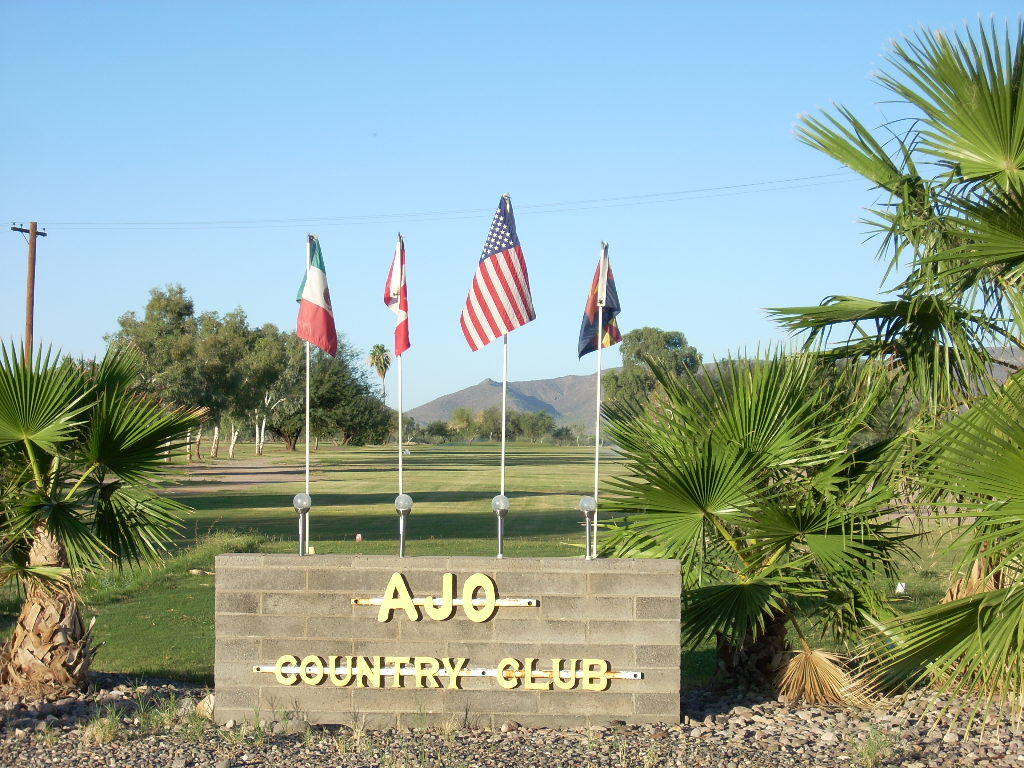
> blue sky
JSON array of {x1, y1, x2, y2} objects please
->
[{"x1": 3, "y1": 2, "x2": 1020, "y2": 410}]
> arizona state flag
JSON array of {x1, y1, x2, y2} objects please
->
[{"x1": 578, "y1": 243, "x2": 622, "y2": 358}]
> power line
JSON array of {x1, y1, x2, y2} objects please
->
[{"x1": 36, "y1": 171, "x2": 858, "y2": 231}]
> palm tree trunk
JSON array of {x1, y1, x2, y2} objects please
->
[
  {"x1": 1, "y1": 525, "x2": 93, "y2": 695},
  {"x1": 714, "y1": 611, "x2": 789, "y2": 690}
]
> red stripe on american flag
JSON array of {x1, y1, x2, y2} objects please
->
[
  {"x1": 462, "y1": 280, "x2": 497, "y2": 351},
  {"x1": 461, "y1": 249, "x2": 535, "y2": 350},
  {"x1": 499, "y1": 247, "x2": 535, "y2": 322},
  {"x1": 488, "y1": 253, "x2": 527, "y2": 328},
  {"x1": 471, "y1": 273, "x2": 503, "y2": 335},
  {"x1": 480, "y1": 257, "x2": 519, "y2": 330}
]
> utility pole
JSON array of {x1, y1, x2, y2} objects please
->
[{"x1": 10, "y1": 222, "x2": 47, "y2": 367}]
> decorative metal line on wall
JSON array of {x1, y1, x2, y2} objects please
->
[
  {"x1": 253, "y1": 664, "x2": 644, "y2": 681},
  {"x1": 351, "y1": 597, "x2": 539, "y2": 608}
]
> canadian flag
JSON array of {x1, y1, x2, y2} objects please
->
[{"x1": 384, "y1": 234, "x2": 410, "y2": 356}]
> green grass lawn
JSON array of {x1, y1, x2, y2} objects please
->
[
  {"x1": 178, "y1": 442, "x2": 611, "y2": 555},
  {"x1": 0, "y1": 442, "x2": 962, "y2": 686},
  {"x1": 4, "y1": 443, "x2": 627, "y2": 683}
]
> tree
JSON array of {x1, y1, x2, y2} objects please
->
[
  {"x1": 604, "y1": 351, "x2": 908, "y2": 701},
  {"x1": 425, "y1": 420, "x2": 451, "y2": 443},
  {"x1": 111, "y1": 287, "x2": 393, "y2": 454},
  {"x1": 267, "y1": 338, "x2": 392, "y2": 449},
  {"x1": 603, "y1": 327, "x2": 700, "y2": 406},
  {"x1": 109, "y1": 285, "x2": 250, "y2": 459},
  {"x1": 518, "y1": 410, "x2": 555, "y2": 442},
  {"x1": 193, "y1": 309, "x2": 252, "y2": 458},
  {"x1": 770, "y1": 20, "x2": 1024, "y2": 721},
  {"x1": 475, "y1": 407, "x2": 503, "y2": 441},
  {"x1": 550, "y1": 426, "x2": 574, "y2": 445},
  {"x1": 0, "y1": 344, "x2": 199, "y2": 694},
  {"x1": 107, "y1": 284, "x2": 201, "y2": 407},
  {"x1": 449, "y1": 408, "x2": 476, "y2": 441},
  {"x1": 368, "y1": 344, "x2": 392, "y2": 400}
]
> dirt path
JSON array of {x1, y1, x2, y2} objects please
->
[{"x1": 166, "y1": 456, "x2": 305, "y2": 495}]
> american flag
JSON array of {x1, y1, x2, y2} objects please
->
[{"x1": 460, "y1": 195, "x2": 536, "y2": 350}]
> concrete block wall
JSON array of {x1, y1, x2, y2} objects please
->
[{"x1": 215, "y1": 554, "x2": 680, "y2": 728}]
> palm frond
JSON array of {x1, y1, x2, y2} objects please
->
[
  {"x1": 0, "y1": 344, "x2": 91, "y2": 458},
  {"x1": 38, "y1": 499, "x2": 112, "y2": 571},
  {"x1": 795, "y1": 106, "x2": 908, "y2": 194},
  {"x1": 681, "y1": 577, "x2": 791, "y2": 649},
  {"x1": 0, "y1": 562, "x2": 69, "y2": 590},
  {"x1": 930, "y1": 192, "x2": 1024, "y2": 331},
  {"x1": 868, "y1": 587, "x2": 1024, "y2": 723},
  {"x1": 92, "y1": 344, "x2": 144, "y2": 395},
  {"x1": 82, "y1": 388, "x2": 200, "y2": 484},
  {"x1": 771, "y1": 292, "x2": 1008, "y2": 412},
  {"x1": 91, "y1": 485, "x2": 187, "y2": 564},
  {"x1": 881, "y1": 21, "x2": 1024, "y2": 190},
  {"x1": 778, "y1": 647, "x2": 871, "y2": 706}
]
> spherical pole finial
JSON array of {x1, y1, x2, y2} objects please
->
[
  {"x1": 395, "y1": 494, "x2": 413, "y2": 557},
  {"x1": 292, "y1": 493, "x2": 312, "y2": 555},
  {"x1": 492, "y1": 495, "x2": 510, "y2": 558},
  {"x1": 579, "y1": 496, "x2": 597, "y2": 560}
]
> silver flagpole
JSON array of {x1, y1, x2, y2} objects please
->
[
  {"x1": 593, "y1": 306, "x2": 602, "y2": 558},
  {"x1": 592, "y1": 241, "x2": 609, "y2": 559},
  {"x1": 397, "y1": 353, "x2": 404, "y2": 494},
  {"x1": 304, "y1": 236, "x2": 312, "y2": 554},
  {"x1": 492, "y1": 333, "x2": 509, "y2": 559},
  {"x1": 501, "y1": 334, "x2": 508, "y2": 497}
]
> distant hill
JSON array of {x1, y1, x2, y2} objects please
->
[
  {"x1": 407, "y1": 371, "x2": 617, "y2": 429},
  {"x1": 408, "y1": 348, "x2": 1024, "y2": 433}
]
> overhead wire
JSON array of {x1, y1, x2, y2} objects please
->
[{"x1": 38, "y1": 171, "x2": 859, "y2": 231}]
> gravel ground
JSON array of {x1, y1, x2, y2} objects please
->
[{"x1": 1, "y1": 675, "x2": 1022, "y2": 768}]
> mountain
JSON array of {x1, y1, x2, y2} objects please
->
[
  {"x1": 407, "y1": 371, "x2": 615, "y2": 428},
  {"x1": 413, "y1": 349, "x2": 1024, "y2": 432}
]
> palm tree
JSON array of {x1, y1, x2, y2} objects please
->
[
  {"x1": 0, "y1": 344, "x2": 200, "y2": 694},
  {"x1": 770, "y1": 20, "x2": 1024, "y2": 722},
  {"x1": 861, "y1": 374, "x2": 1024, "y2": 718},
  {"x1": 603, "y1": 351, "x2": 911, "y2": 703},
  {"x1": 368, "y1": 344, "x2": 392, "y2": 400},
  {"x1": 771, "y1": 20, "x2": 1024, "y2": 417}
]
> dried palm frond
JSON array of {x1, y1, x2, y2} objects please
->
[{"x1": 777, "y1": 647, "x2": 872, "y2": 707}]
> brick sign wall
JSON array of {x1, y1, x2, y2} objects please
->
[{"x1": 215, "y1": 554, "x2": 680, "y2": 728}]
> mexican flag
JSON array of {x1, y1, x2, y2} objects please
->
[{"x1": 296, "y1": 235, "x2": 338, "y2": 356}]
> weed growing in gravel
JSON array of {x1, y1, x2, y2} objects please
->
[
  {"x1": 179, "y1": 707, "x2": 212, "y2": 742},
  {"x1": 81, "y1": 706, "x2": 123, "y2": 745},
  {"x1": 854, "y1": 726, "x2": 894, "y2": 768},
  {"x1": 220, "y1": 724, "x2": 249, "y2": 746},
  {"x1": 300, "y1": 722, "x2": 314, "y2": 745},
  {"x1": 335, "y1": 714, "x2": 368, "y2": 753},
  {"x1": 439, "y1": 712, "x2": 461, "y2": 746},
  {"x1": 132, "y1": 693, "x2": 165, "y2": 733},
  {"x1": 613, "y1": 733, "x2": 629, "y2": 767},
  {"x1": 32, "y1": 727, "x2": 59, "y2": 748},
  {"x1": 154, "y1": 692, "x2": 182, "y2": 730},
  {"x1": 643, "y1": 743, "x2": 663, "y2": 768},
  {"x1": 221, "y1": 719, "x2": 268, "y2": 746}
]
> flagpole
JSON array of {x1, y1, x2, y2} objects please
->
[
  {"x1": 501, "y1": 334, "x2": 508, "y2": 497},
  {"x1": 397, "y1": 353, "x2": 404, "y2": 494},
  {"x1": 304, "y1": 236, "x2": 312, "y2": 553},
  {"x1": 492, "y1": 333, "x2": 509, "y2": 559},
  {"x1": 593, "y1": 304, "x2": 603, "y2": 559},
  {"x1": 592, "y1": 241, "x2": 609, "y2": 559}
]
